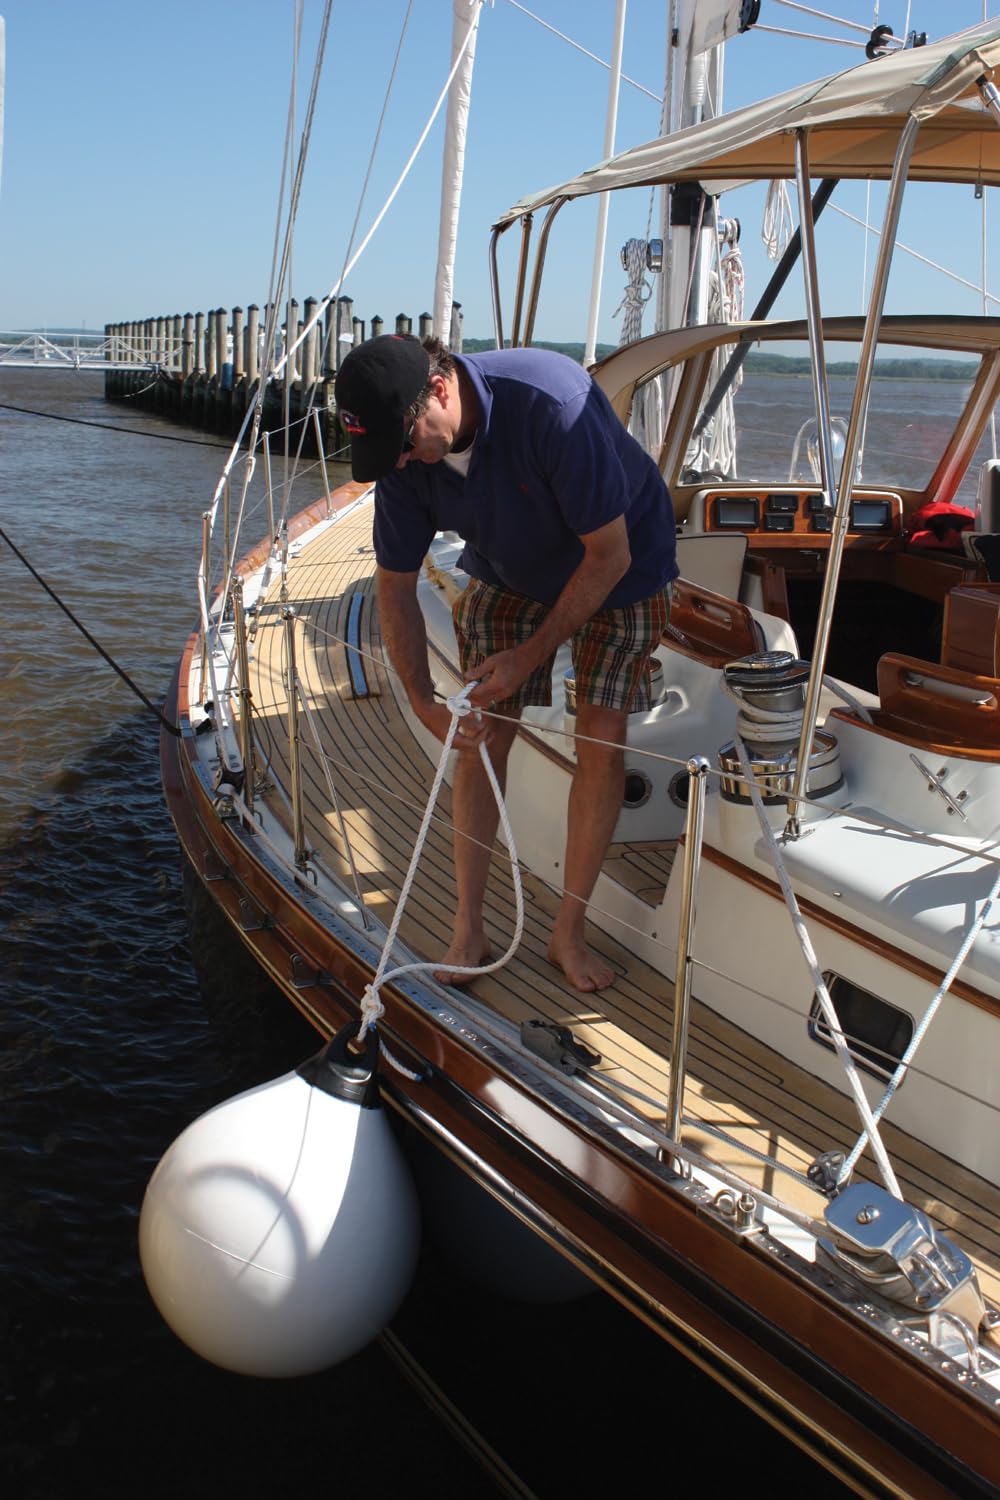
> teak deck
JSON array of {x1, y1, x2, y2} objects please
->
[{"x1": 245, "y1": 504, "x2": 1000, "y2": 1304}]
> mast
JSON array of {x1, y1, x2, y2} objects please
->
[
  {"x1": 659, "y1": 0, "x2": 733, "y2": 335},
  {"x1": 434, "y1": 0, "x2": 484, "y2": 347},
  {"x1": 583, "y1": 0, "x2": 628, "y2": 368}
]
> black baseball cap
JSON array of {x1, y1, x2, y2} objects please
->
[{"x1": 334, "y1": 335, "x2": 431, "y2": 481}]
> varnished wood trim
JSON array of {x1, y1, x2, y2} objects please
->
[
  {"x1": 828, "y1": 705, "x2": 1000, "y2": 763},
  {"x1": 235, "y1": 480, "x2": 370, "y2": 577}
]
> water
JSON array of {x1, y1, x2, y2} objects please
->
[{"x1": 0, "y1": 370, "x2": 856, "y2": 1497}]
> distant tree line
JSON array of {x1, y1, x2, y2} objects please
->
[
  {"x1": 461, "y1": 338, "x2": 975, "y2": 380},
  {"x1": 722, "y1": 352, "x2": 974, "y2": 380}
]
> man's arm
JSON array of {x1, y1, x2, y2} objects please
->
[
  {"x1": 377, "y1": 564, "x2": 479, "y2": 747},
  {"x1": 467, "y1": 515, "x2": 631, "y2": 707}
]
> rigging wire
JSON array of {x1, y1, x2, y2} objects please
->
[
  {"x1": 504, "y1": 0, "x2": 661, "y2": 102},
  {"x1": 829, "y1": 201, "x2": 1000, "y2": 307}
]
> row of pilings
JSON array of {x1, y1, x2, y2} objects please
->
[{"x1": 103, "y1": 297, "x2": 464, "y2": 455}]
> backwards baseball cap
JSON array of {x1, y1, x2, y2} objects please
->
[{"x1": 334, "y1": 335, "x2": 431, "y2": 481}]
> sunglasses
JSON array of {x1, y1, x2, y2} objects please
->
[{"x1": 401, "y1": 415, "x2": 418, "y2": 454}]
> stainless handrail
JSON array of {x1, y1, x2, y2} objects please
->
[
  {"x1": 263, "y1": 431, "x2": 276, "y2": 541},
  {"x1": 231, "y1": 577, "x2": 255, "y2": 817},
  {"x1": 665, "y1": 756, "x2": 710, "y2": 1142},
  {"x1": 522, "y1": 198, "x2": 569, "y2": 348},
  {"x1": 312, "y1": 409, "x2": 333, "y2": 517},
  {"x1": 786, "y1": 115, "x2": 920, "y2": 838},
  {"x1": 282, "y1": 606, "x2": 308, "y2": 867},
  {"x1": 509, "y1": 212, "x2": 534, "y2": 349},
  {"x1": 488, "y1": 226, "x2": 505, "y2": 350}
]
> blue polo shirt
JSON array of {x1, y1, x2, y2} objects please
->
[{"x1": 372, "y1": 348, "x2": 676, "y2": 609}]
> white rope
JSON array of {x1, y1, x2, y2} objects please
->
[
  {"x1": 821, "y1": 675, "x2": 874, "y2": 724},
  {"x1": 356, "y1": 685, "x2": 526, "y2": 1053},
  {"x1": 840, "y1": 863, "x2": 1000, "y2": 1182},
  {"x1": 762, "y1": 179, "x2": 794, "y2": 262},
  {"x1": 696, "y1": 228, "x2": 744, "y2": 475},
  {"x1": 732, "y1": 734, "x2": 903, "y2": 1197},
  {"x1": 752, "y1": 24, "x2": 866, "y2": 48},
  {"x1": 614, "y1": 238, "x2": 654, "y2": 346}
]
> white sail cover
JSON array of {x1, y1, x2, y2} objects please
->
[
  {"x1": 679, "y1": 0, "x2": 759, "y2": 57},
  {"x1": 434, "y1": 0, "x2": 482, "y2": 341},
  {"x1": 493, "y1": 20, "x2": 1000, "y2": 229}
]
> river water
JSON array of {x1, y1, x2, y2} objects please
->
[{"x1": 0, "y1": 368, "x2": 864, "y2": 1496}]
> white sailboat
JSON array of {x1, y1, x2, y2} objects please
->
[{"x1": 147, "y1": 7, "x2": 1000, "y2": 1494}]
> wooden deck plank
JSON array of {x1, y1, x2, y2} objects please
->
[{"x1": 242, "y1": 509, "x2": 1000, "y2": 1305}]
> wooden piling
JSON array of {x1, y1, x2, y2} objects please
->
[{"x1": 103, "y1": 296, "x2": 466, "y2": 456}]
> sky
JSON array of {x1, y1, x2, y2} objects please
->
[{"x1": 0, "y1": 1, "x2": 998, "y2": 347}]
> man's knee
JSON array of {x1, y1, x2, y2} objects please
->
[{"x1": 574, "y1": 704, "x2": 628, "y2": 763}]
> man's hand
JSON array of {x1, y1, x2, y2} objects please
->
[
  {"x1": 413, "y1": 696, "x2": 491, "y2": 752},
  {"x1": 465, "y1": 647, "x2": 531, "y2": 709}
]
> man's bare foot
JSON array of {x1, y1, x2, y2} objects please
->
[
  {"x1": 547, "y1": 931, "x2": 616, "y2": 993},
  {"x1": 433, "y1": 936, "x2": 492, "y2": 986}
]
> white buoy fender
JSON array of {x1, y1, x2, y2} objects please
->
[{"x1": 139, "y1": 1026, "x2": 420, "y2": 1377}]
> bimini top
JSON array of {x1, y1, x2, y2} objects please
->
[{"x1": 493, "y1": 19, "x2": 1000, "y2": 230}]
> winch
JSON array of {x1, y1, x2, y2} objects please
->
[{"x1": 718, "y1": 650, "x2": 842, "y2": 804}]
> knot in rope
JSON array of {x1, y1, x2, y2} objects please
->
[
  {"x1": 357, "y1": 982, "x2": 384, "y2": 1041},
  {"x1": 445, "y1": 683, "x2": 479, "y2": 719}
]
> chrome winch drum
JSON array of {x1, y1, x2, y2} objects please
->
[{"x1": 718, "y1": 651, "x2": 843, "y2": 805}]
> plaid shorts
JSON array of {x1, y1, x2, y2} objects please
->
[{"x1": 453, "y1": 579, "x2": 672, "y2": 713}]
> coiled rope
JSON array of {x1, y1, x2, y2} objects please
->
[
  {"x1": 721, "y1": 672, "x2": 873, "y2": 743},
  {"x1": 614, "y1": 238, "x2": 654, "y2": 346}
]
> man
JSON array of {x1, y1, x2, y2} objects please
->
[{"x1": 335, "y1": 335, "x2": 677, "y2": 993}]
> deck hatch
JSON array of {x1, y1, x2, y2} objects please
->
[{"x1": 808, "y1": 974, "x2": 913, "y2": 1082}]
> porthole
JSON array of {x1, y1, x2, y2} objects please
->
[
  {"x1": 668, "y1": 769, "x2": 691, "y2": 808},
  {"x1": 808, "y1": 974, "x2": 913, "y2": 1083},
  {"x1": 623, "y1": 769, "x2": 653, "y2": 810}
]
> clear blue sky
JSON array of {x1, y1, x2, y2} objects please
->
[{"x1": 0, "y1": 1, "x2": 996, "y2": 345}]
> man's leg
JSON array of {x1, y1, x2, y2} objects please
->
[
  {"x1": 434, "y1": 710, "x2": 521, "y2": 984},
  {"x1": 547, "y1": 701, "x2": 628, "y2": 993}
]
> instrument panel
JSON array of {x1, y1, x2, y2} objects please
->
[{"x1": 691, "y1": 487, "x2": 903, "y2": 543}]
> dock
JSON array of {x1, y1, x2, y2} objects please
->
[{"x1": 102, "y1": 297, "x2": 464, "y2": 452}]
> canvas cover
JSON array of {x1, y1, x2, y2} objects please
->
[{"x1": 494, "y1": 20, "x2": 1000, "y2": 229}]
